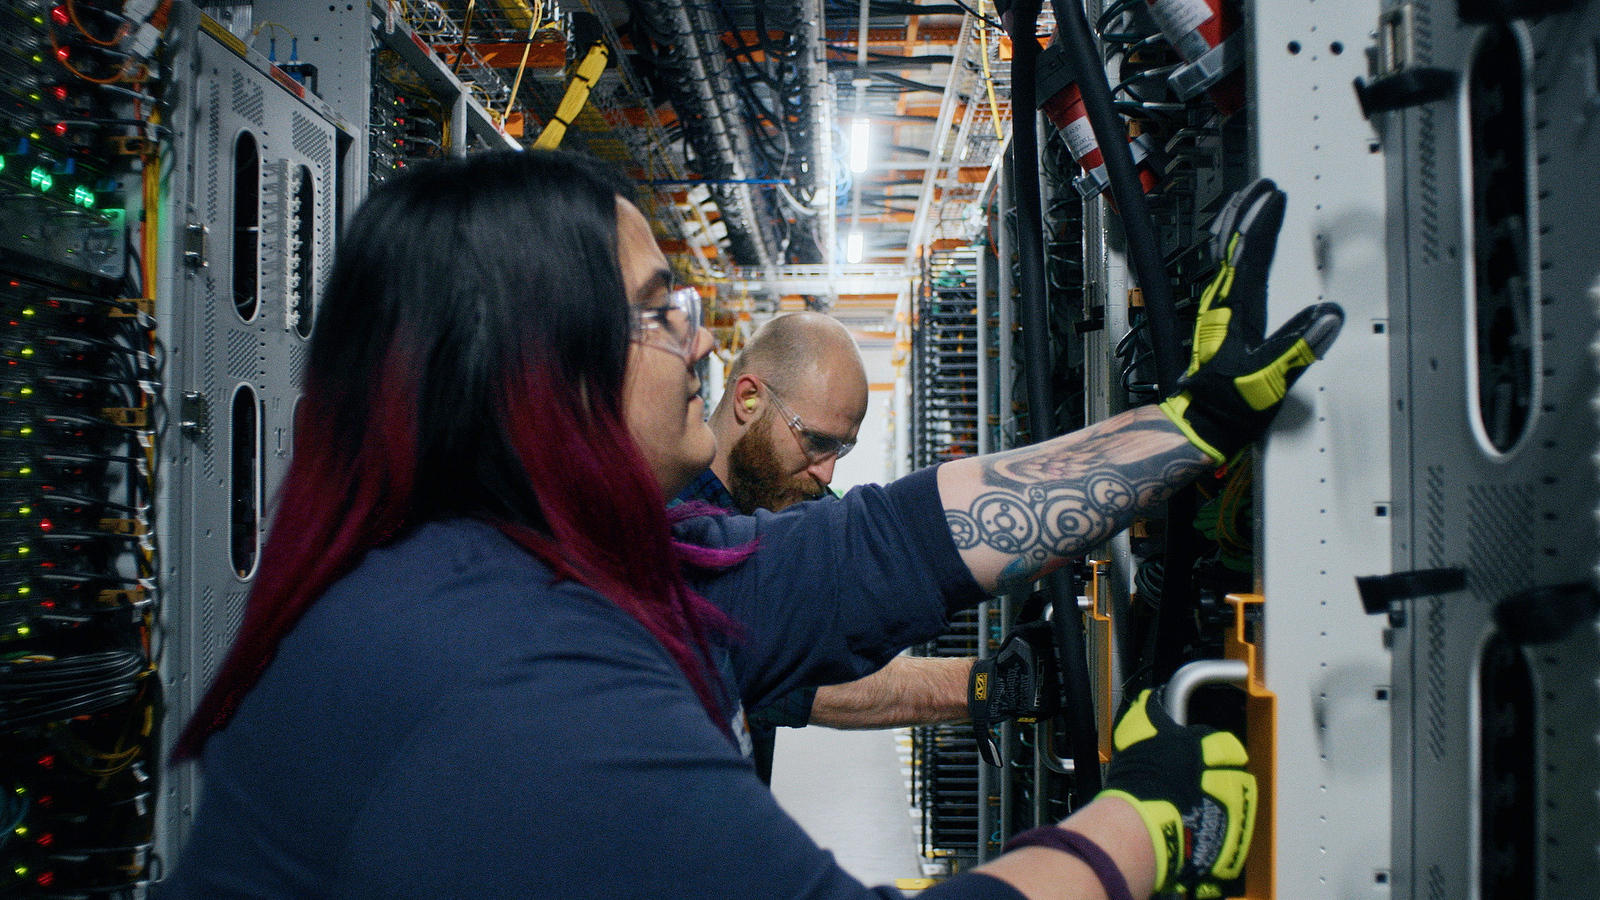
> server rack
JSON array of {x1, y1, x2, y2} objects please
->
[
  {"x1": 1380, "y1": 4, "x2": 1600, "y2": 897},
  {"x1": 907, "y1": 247, "x2": 984, "y2": 873}
]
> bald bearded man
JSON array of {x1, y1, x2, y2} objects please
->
[{"x1": 677, "y1": 312, "x2": 976, "y2": 784}]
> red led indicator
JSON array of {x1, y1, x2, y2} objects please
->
[
  {"x1": 50, "y1": 7, "x2": 69, "y2": 26},
  {"x1": 37, "y1": 519, "x2": 51, "y2": 532},
  {"x1": 54, "y1": 47, "x2": 70, "y2": 62},
  {"x1": 52, "y1": 122, "x2": 68, "y2": 137},
  {"x1": 52, "y1": 86, "x2": 67, "y2": 101}
]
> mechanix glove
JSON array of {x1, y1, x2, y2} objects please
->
[
  {"x1": 1159, "y1": 178, "x2": 1345, "y2": 465},
  {"x1": 1099, "y1": 689, "x2": 1257, "y2": 898},
  {"x1": 967, "y1": 620, "x2": 1059, "y2": 767}
]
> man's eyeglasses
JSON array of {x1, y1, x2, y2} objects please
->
[
  {"x1": 631, "y1": 285, "x2": 702, "y2": 362},
  {"x1": 766, "y1": 387, "x2": 855, "y2": 463}
]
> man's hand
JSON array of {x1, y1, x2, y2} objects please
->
[
  {"x1": 1159, "y1": 179, "x2": 1344, "y2": 464},
  {"x1": 1098, "y1": 689, "x2": 1257, "y2": 898},
  {"x1": 968, "y1": 621, "x2": 1059, "y2": 766}
]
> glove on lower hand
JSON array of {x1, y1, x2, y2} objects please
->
[
  {"x1": 968, "y1": 621, "x2": 1059, "y2": 767},
  {"x1": 1098, "y1": 688, "x2": 1257, "y2": 898},
  {"x1": 1159, "y1": 178, "x2": 1345, "y2": 464}
]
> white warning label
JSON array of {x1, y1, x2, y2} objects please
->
[{"x1": 1147, "y1": 0, "x2": 1214, "y2": 37}]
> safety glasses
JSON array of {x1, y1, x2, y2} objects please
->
[
  {"x1": 630, "y1": 284, "x2": 702, "y2": 362},
  {"x1": 766, "y1": 387, "x2": 855, "y2": 463}
]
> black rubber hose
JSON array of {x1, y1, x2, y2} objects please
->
[
  {"x1": 1053, "y1": 1, "x2": 1182, "y2": 391},
  {"x1": 1004, "y1": 0, "x2": 1103, "y2": 803},
  {"x1": 1004, "y1": 1, "x2": 1055, "y2": 443},
  {"x1": 1053, "y1": 0, "x2": 1203, "y2": 687}
]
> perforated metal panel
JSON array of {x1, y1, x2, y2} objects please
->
[
  {"x1": 1250, "y1": 1, "x2": 1398, "y2": 896},
  {"x1": 156, "y1": 8, "x2": 347, "y2": 865},
  {"x1": 1384, "y1": 3, "x2": 1600, "y2": 898}
]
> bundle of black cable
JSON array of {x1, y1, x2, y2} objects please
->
[{"x1": 0, "y1": 649, "x2": 144, "y2": 732}]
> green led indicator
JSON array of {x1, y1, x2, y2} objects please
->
[
  {"x1": 72, "y1": 186, "x2": 94, "y2": 208},
  {"x1": 0, "y1": 155, "x2": 6, "y2": 175},
  {"x1": 29, "y1": 168, "x2": 52, "y2": 193},
  {"x1": 19, "y1": 348, "x2": 33, "y2": 357},
  {"x1": 22, "y1": 308, "x2": 34, "y2": 316}
]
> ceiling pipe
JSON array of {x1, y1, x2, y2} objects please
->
[
  {"x1": 902, "y1": 12, "x2": 976, "y2": 267},
  {"x1": 634, "y1": 0, "x2": 778, "y2": 274},
  {"x1": 805, "y1": 0, "x2": 839, "y2": 293}
]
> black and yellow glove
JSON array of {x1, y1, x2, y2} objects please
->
[
  {"x1": 1159, "y1": 179, "x2": 1345, "y2": 464},
  {"x1": 1098, "y1": 689, "x2": 1256, "y2": 897},
  {"x1": 968, "y1": 621, "x2": 1060, "y2": 766}
]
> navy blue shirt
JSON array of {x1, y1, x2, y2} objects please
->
[
  {"x1": 157, "y1": 467, "x2": 1022, "y2": 900},
  {"x1": 675, "y1": 469, "x2": 818, "y2": 731}
]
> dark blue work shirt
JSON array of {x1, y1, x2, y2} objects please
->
[
  {"x1": 675, "y1": 469, "x2": 820, "y2": 730},
  {"x1": 157, "y1": 467, "x2": 1019, "y2": 900}
]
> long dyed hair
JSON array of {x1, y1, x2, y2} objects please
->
[{"x1": 174, "y1": 150, "x2": 740, "y2": 758}]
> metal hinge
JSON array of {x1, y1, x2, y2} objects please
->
[
  {"x1": 183, "y1": 223, "x2": 209, "y2": 268},
  {"x1": 1375, "y1": 4, "x2": 1416, "y2": 79},
  {"x1": 179, "y1": 391, "x2": 209, "y2": 437},
  {"x1": 1354, "y1": 3, "x2": 1457, "y2": 119}
]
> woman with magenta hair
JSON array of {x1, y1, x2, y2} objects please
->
[{"x1": 157, "y1": 150, "x2": 1340, "y2": 899}]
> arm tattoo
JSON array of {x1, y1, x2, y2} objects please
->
[{"x1": 957, "y1": 415, "x2": 1209, "y2": 590}]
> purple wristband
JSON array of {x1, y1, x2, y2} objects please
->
[{"x1": 1001, "y1": 825, "x2": 1136, "y2": 900}]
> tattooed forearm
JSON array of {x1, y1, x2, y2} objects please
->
[{"x1": 938, "y1": 406, "x2": 1212, "y2": 593}]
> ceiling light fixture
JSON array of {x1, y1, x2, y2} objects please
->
[
  {"x1": 849, "y1": 117, "x2": 871, "y2": 174},
  {"x1": 846, "y1": 230, "x2": 865, "y2": 263}
]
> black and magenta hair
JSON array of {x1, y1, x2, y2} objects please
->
[{"x1": 174, "y1": 150, "x2": 739, "y2": 759}]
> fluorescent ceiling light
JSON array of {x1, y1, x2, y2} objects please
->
[
  {"x1": 849, "y1": 117, "x2": 871, "y2": 174},
  {"x1": 846, "y1": 230, "x2": 865, "y2": 263}
]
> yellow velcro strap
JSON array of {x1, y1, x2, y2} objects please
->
[
  {"x1": 1158, "y1": 395, "x2": 1227, "y2": 465},
  {"x1": 1200, "y1": 769, "x2": 1257, "y2": 880},
  {"x1": 1112, "y1": 689, "x2": 1158, "y2": 750},
  {"x1": 1100, "y1": 790, "x2": 1182, "y2": 890},
  {"x1": 1199, "y1": 730, "x2": 1249, "y2": 767},
  {"x1": 1233, "y1": 338, "x2": 1317, "y2": 411}
]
